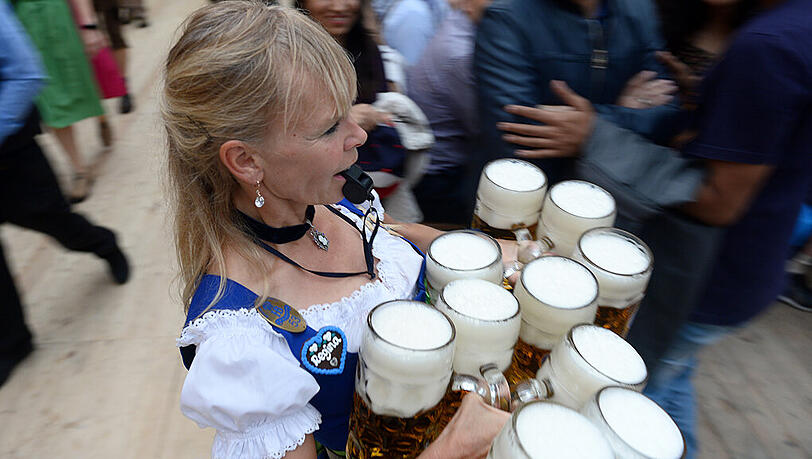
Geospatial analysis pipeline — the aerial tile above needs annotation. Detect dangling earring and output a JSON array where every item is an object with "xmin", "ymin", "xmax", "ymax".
[{"xmin": 254, "ymin": 180, "xmax": 265, "ymax": 208}]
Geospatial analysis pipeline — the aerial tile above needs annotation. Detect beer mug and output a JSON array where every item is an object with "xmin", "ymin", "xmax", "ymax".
[
  {"xmin": 435, "ymin": 279, "xmax": 521, "ymax": 376},
  {"xmin": 513, "ymin": 324, "xmax": 648, "ymax": 410},
  {"xmin": 535, "ymin": 180, "xmax": 616, "ymax": 256},
  {"xmin": 425, "ymin": 230, "xmax": 503, "ymax": 302},
  {"xmin": 582, "ymin": 387, "xmax": 685, "ymax": 459},
  {"xmin": 347, "ymin": 300, "xmax": 508, "ymax": 458},
  {"xmin": 573, "ymin": 227, "xmax": 653, "ymax": 337},
  {"xmin": 435, "ymin": 279, "xmax": 519, "ymax": 425},
  {"xmin": 471, "ymin": 159, "xmax": 548, "ymax": 240},
  {"xmin": 504, "ymin": 256, "xmax": 598, "ymax": 386},
  {"xmin": 488, "ymin": 400, "xmax": 614, "ymax": 459}
]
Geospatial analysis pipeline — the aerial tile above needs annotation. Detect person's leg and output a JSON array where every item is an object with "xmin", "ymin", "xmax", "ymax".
[
  {"xmin": 644, "ymin": 321, "xmax": 735, "ymax": 459},
  {"xmin": 51, "ymin": 125, "xmax": 92, "ymax": 203},
  {"xmin": 0, "ymin": 147, "xmax": 35, "ymax": 387},
  {"xmin": 7, "ymin": 139, "xmax": 129, "ymax": 283},
  {"xmin": 51, "ymin": 125, "xmax": 86, "ymax": 174},
  {"xmin": 0, "ymin": 239, "xmax": 35, "ymax": 388},
  {"xmin": 96, "ymin": 0, "xmax": 134, "ymax": 114}
]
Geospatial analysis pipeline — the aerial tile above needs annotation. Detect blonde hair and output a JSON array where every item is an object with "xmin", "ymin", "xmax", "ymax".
[{"xmin": 161, "ymin": 1, "xmax": 357, "ymax": 313}]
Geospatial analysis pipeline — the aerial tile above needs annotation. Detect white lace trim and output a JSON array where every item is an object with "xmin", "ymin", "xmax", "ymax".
[
  {"xmin": 178, "ymin": 308, "xmax": 274, "ymax": 347},
  {"xmin": 212, "ymin": 405, "xmax": 321, "ymax": 459}
]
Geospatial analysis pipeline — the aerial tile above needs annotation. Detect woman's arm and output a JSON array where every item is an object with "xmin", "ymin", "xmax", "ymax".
[
  {"xmin": 282, "ymin": 435, "xmax": 318, "ymax": 459},
  {"xmin": 383, "ymin": 213, "xmax": 443, "ymax": 253},
  {"xmin": 384, "ymin": 214, "xmax": 519, "ymax": 275}
]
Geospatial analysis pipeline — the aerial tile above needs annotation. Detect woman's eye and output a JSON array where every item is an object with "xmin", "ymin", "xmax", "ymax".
[{"xmin": 323, "ymin": 122, "xmax": 340, "ymax": 136}]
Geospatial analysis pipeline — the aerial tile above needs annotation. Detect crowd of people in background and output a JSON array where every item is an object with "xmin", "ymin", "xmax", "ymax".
[
  {"xmin": 0, "ymin": 0, "xmax": 149, "ymax": 386},
  {"xmin": 1, "ymin": 0, "xmax": 810, "ymax": 458}
]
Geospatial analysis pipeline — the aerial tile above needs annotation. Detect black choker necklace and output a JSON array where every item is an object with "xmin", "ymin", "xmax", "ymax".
[{"xmin": 238, "ymin": 205, "xmax": 329, "ymax": 251}]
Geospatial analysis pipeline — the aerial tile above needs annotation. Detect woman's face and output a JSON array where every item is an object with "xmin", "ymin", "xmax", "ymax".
[
  {"xmin": 303, "ymin": 0, "xmax": 361, "ymax": 40},
  {"xmin": 256, "ymin": 87, "xmax": 367, "ymax": 207}
]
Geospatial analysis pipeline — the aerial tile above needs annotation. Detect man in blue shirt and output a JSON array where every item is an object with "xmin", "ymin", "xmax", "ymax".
[
  {"xmin": 474, "ymin": 0, "xmax": 681, "ymax": 186},
  {"xmin": 0, "ymin": 2, "xmax": 131, "ymax": 388},
  {"xmin": 0, "ymin": 0, "xmax": 44, "ymax": 145},
  {"xmin": 497, "ymin": 0, "xmax": 811, "ymax": 455},
  {"xmin": 372, "ymin": 0, "xmax": 449, "ymax": 66}
]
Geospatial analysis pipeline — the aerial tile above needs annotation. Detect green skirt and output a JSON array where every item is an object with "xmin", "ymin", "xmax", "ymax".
[{"xmin": 14, "ymin": 0, "xmax": 104, "ymax": 128}]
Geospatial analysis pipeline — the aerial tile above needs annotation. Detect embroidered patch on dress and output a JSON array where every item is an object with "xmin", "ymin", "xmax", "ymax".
[
  {"xmin": 257, "ymin": 298, "xmax": 307, "ymax": 333},
  {"xmin": 301, "ymin": 326, "xmax": 347, "ymax": 375}
]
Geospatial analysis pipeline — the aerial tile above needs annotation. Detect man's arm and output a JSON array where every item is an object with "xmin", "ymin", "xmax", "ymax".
[
  {"xmin": 0, "ymin": 2, "xmax": 46, "ymax": 145},
  {"xmin": 592, "ymin": 0, "xmax": 681, "ymax": 142},
  {"xmin": 681, "ymin": 29, "xmax": 807, "ymax": 225},
  {"xmin": 682, "ymin": 161, "xmax": 774, "ymax": 226}
]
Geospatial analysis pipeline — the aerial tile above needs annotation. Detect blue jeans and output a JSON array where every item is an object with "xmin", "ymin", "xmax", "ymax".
[{"xmin": 643, "ymin": 322, "xmax": 737, "ymax": 459}]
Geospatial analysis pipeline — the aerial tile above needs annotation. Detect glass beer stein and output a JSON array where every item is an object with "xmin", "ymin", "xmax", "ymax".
[
  {"xmin": 488, "ymin": 400, "xmax": 613, "ymax": 459},
  {"xmin": 471, "ymin": 159, "xmax": 547, "ymax": 240},
  {"xmin": 425, "ymin": 230, "xmax": 503, "ymax": 303},
  {"xmin": 582, "ymin": 386, "xmax": 686, "ymax": 459},
  {"xmin": 512, "ymin": 324, "xmax": 648, "ymax": 410},
  {"xmin": 535, "ymin": 180, "xmax": 616, "ymax": 257},
  {"xmin": 347, "ymin": 300, "xmax": 508, "ymax": 459},
  {"xmin": 573, "ymin": 227, "xmax": 653, "ymax": 337},
  {"xmin": 435, "ymin": 279, "xmax": 519, "ymax": 425},
  {"xmin": 504, "ymin": 257, "xmax": 598, "ymax": 387}
]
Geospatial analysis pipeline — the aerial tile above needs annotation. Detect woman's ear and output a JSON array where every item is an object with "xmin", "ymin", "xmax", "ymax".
[{"xmin": 219, "ymin": 140, "xmax": 262, "ymax": 185}]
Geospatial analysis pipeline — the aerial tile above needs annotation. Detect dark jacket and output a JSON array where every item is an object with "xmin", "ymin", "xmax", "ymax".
[{"xmin": 474, "ymin": 0, "xmax": 680, "ymax": 183}]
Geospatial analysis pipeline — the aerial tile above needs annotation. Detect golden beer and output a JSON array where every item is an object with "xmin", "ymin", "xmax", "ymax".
[
  {"xmin": 509, "ymin": 257, "xmax": 598, "ymax": 388},
  {"xmin": 504, "ymin": 338, "xmax": 550, "ymax": 387},
  {"xmin": 595, "ymin": 302, "xmax": 641, "ymax": 337},
  {"xmin": 349, "ymin": 301, "xmax": 455, "ymax": 458},
  {"xmin": 346, "ymin": 392, "xmax": 447, "ymax": 459}
]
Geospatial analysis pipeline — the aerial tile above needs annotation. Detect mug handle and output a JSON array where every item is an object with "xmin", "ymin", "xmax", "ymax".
[
  {"xmin": 510, "ymin": 377, "xmax": 554, "ymax": 411},
  {"xmin": 451, "ymin": 363, "xmax": 512, "ymax": 412}
]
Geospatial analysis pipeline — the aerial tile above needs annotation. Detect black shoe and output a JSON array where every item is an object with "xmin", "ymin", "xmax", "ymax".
[
  {"xmin": 119, "ymin": 93, "xmax": 133, "ymax": 114},
  {"xmin": 777, "ymin": 272, "xmax": 812, "ymax": 312},
  {"xmin": 0, "ymin": 340, "xmax": 34, "ymax": 388},
  {"xmin": 101, "ymin": 247, "xmax": 130, "ymax": 284}
]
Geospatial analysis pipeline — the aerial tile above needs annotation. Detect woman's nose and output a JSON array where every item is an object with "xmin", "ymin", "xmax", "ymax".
[{"xmin": 345, "ymin": 119, "xmax": 367, "ymax": 150}]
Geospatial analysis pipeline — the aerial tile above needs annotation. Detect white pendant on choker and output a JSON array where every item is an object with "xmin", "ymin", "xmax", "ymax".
[{"xmin": 307, "ymin": 218, "xmax": 329, "ymax": 251}]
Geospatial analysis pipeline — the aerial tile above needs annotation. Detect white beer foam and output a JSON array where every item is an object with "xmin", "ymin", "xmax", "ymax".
[
  {"xmin": 430, "ymin": 232, "xmax": 498, "ymax": 270},
  {"xmin": 439, "ymin": 279, "xmax": 521, "ymax": 375},
  {"xmin": 363, "ymin": 301, "xmax": 454, "ymax": 417},
  {"xmin": 598, "ymin": 387, "xmax": 684, "ymax": 458},
  {"xmin": 580, "ymin": 231, "xmax": 649, "ymax": 275},
  {"xmin": 516, "ymin": 402, "xmax": 613, "ymax": 458},
  {"xmin": 371, "ymin": 301, "xmax": 453, "ymax": 350},
  {"xmin": 442, "ymin": 279, "xmax": 519, "ymax": 320},
  {"xmin": 485, "ymin": 159, "xmax": 546, "ymax": 192},
  {"xmin": 571, "ymin": 326, "xmax": 646, "ymax": 384},
  {"xmin": 523, "ymin": 257, "xmax": 597, "ymax": 309},
  {"xmin": 550, "ymin": 181, "xmax": 614, "ymax": 218}
]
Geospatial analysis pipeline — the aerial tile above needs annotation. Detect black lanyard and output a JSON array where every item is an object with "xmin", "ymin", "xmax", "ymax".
[{"xmin": 247, "ymin": 205, "xmax": 379, "ymax": 279}]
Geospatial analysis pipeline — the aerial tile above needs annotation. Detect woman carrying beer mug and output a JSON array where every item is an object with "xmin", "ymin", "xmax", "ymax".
[{"xmin": 167, "ymin": 3, "xmax": 510, "ymax": 458}]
